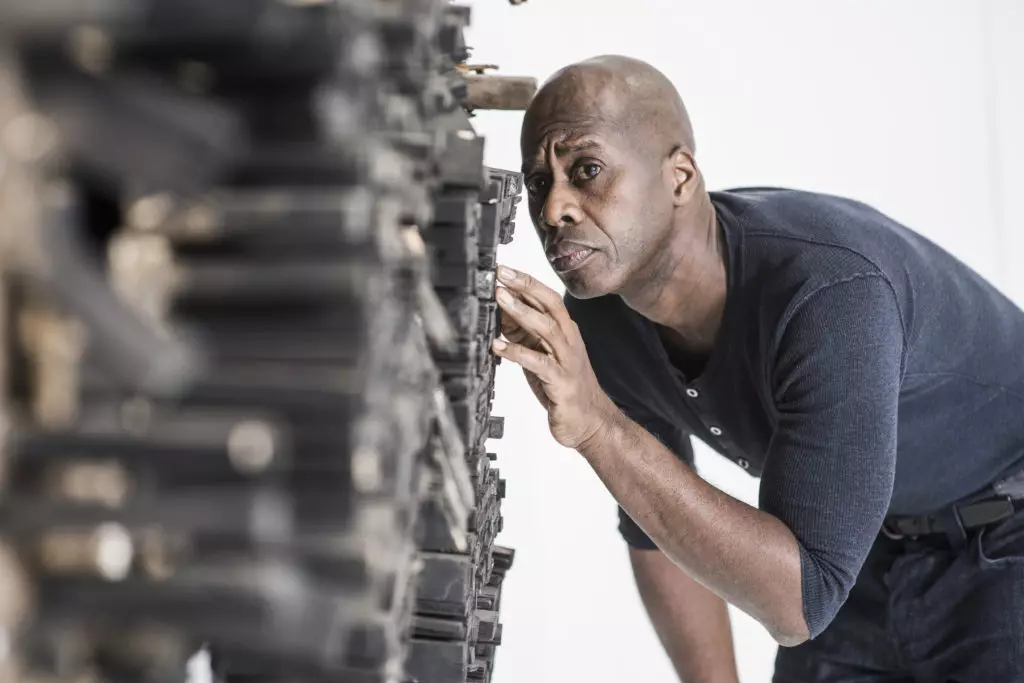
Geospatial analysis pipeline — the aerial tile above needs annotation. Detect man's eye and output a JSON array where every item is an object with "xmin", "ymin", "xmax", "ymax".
[
  {"xmin": 574, "ymin": 163, "xmax": 601, "ymax": 182},
  {"xmin": 526, "ymin": 177, "xmax": 549, "ymax": 195}
]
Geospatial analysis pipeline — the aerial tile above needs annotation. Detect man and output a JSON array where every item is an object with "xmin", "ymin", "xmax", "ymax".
[{"xmin": 490, "ymin": 54, "xmax": 1024, "ymax": 682}]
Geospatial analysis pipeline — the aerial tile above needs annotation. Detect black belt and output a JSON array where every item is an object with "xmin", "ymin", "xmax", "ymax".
[{"xmin": 882, "ymin": 495, "xmax": 1024, "ymax": 540}]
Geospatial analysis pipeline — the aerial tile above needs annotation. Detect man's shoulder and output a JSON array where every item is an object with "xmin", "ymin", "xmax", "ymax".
[
  {"xmin": 714, "ymin": 186, "xmax": 928, "ymax": 295},
  {"xmin": 713, "ymin": 186, "xmax": 901, "ymax": 247}
]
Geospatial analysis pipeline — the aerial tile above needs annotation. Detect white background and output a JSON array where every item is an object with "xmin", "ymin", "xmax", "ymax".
[{"xmin": 464, "ymin": 1, "xmax": 1024, "ymax": 682}]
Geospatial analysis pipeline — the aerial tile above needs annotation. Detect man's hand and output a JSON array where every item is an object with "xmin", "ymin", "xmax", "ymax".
[{"xmin": 491, "ymin": 265, "xmax": 619, "ymax": 449}]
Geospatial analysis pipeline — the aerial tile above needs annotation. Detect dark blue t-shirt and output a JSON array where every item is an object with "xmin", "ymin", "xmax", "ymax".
[{"xmin": 564, "ymin": 187, "xmax": 1024, "ymax": 638}]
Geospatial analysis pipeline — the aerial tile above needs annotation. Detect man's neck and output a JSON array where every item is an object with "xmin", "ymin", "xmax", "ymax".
[{"xmin": 618, "ymin": 195, "xmax": 728, "ymax": 356}]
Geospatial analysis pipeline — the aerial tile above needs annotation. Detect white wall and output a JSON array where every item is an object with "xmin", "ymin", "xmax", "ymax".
[
  {"xmin": 985, "ymin": 0, "xmax": 1024, "ymax": 304},
  {"xmin": 466, "ymin": 2, "xmax": 1024, "ymax": 682}
]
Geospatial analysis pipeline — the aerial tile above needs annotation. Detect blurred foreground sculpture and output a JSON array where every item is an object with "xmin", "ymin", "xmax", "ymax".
[{"xmin": 0, "ymin": 1, "xmax": 534, "ymax": 682}]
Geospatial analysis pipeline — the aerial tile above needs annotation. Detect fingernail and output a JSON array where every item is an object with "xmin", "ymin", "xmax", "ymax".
[
  {"xmin": 497, "ymin": 288, "xmax": 513, "ymax": 304},
  {"xmin": 493, "ymin": 338, "xmax": 507, "ymax": 351},
  {"xmin": 498, "ymin": 266, "xmax": 517, "ymax": 282}
]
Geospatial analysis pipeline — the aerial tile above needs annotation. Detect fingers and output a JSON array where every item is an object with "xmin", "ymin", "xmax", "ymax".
[
  {"xmin": 499, "ymin": 311, "xmax": 535, "ymax": 346},
  {"xmin": 497, "ymin": 265, "xmax": 573, "ymax": 328},
  {"xmin": 492, "ymin": 337, "xmax": 560, "ymax": 383},
  {"xmin": 498, "ymin": 302, "xmax": 529, "ymax": 338},
  {"xmin": 496, "ymin": 286, "xmax": 565, "ymax": 356}
]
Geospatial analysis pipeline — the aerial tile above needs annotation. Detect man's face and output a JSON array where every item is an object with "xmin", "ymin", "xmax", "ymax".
[{"xmin": 520, "ymin": 124, "xmax": 674, "ymax": 299}]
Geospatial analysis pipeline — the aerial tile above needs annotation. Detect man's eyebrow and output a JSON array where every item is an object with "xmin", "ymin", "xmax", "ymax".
[{"xmin": 521, "ymin": 138, "xmax": 605, "ymax": 173}]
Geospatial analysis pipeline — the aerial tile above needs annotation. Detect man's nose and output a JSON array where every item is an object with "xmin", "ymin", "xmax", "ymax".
[{"xmin": 540, "ymin": 181, "xmax": 584, "ymax": 230}]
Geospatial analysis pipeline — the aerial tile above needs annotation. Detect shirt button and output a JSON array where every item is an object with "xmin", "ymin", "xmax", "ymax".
[
  {"xmin": 686, "ymin": 388, "xmax": 699, "ymax": 398},
  {"xmin": 709, "ymin": 426, "xmax": 722, "ymax": 436},
  {"xmin": 737, "ymin": 458, "xmax": 750, "ymax": 470}
]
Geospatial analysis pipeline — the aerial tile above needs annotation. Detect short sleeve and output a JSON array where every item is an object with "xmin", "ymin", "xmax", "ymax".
[{"xmin": 759, "ymin": 273, "xmax": 906, "ymax": 638}]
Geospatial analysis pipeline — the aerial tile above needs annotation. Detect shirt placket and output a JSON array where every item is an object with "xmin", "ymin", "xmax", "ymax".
[{"xmin": 678, "ymin": 375, "xmax": 751, "ymax": 473}]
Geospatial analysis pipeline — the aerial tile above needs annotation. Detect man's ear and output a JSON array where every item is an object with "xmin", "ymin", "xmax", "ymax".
[{"xmin": 667, "ymin": 146, "xmax": 699, "ymax": 206}]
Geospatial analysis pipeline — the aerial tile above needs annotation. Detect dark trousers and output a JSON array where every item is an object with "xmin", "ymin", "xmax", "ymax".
[{"xmin": 773, "ymin": 507, "xmax": 1024, "ymax": 682}]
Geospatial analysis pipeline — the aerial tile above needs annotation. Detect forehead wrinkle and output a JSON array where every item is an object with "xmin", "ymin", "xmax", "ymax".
[
  {"xmin": 522, "ymin": 130, "xmax": 607, "ymax": 173},
  {"xmin": 531, "ymin": 120, "xmax": 599, "ymax": 144},
  {"xmin": 530, "ymin": 120, "xmax": 611, "ymax": 150},
  {"xmin": 554, "ymin": 140, "xmax": 604, "ymax": 158}
]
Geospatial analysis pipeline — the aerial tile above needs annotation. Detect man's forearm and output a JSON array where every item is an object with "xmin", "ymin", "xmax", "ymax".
[{"xmin": 579, "ymin": 409, "xmax": 810, "ymax": 645}]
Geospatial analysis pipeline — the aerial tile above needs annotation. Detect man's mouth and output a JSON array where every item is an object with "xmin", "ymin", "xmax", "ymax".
[{"xmin": 549, "ymin": 246, "xmax": 596, "ymax": 273}]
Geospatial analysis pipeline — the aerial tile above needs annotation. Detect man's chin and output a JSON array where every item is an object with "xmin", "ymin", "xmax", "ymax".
[{"xmin": 560, "ymin": 269, "xmax": 615, "ymax": 300}]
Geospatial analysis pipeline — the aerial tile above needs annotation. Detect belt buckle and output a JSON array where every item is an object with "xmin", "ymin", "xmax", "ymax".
[{"xmin": 957, "ymin": 496, "xmax": 1015, "ymax": 529}]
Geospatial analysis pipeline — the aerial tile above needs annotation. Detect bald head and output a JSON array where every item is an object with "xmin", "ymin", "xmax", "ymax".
[{"xmin": 522, "ymin": 55, "xmax": 695, "ymax": 160}]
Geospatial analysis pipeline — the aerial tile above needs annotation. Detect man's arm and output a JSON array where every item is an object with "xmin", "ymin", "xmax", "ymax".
[
  {"xmin": 491, "ymin": 267, "xmax": 906, "ymax": 644},
  {"xmin": 574, "ymin": 274, "xmax": 905, "ymax": 644},
  {"xmin": 580, "ymin": 411, "xmax": 810, "ymax": 644},
  {"xmin": 631, "ymin": 547, "xmax": 739, "ymax": 683},
  {"xmin": 612, "ymin": 418, "xmax": 739, "ymax": 682}
]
